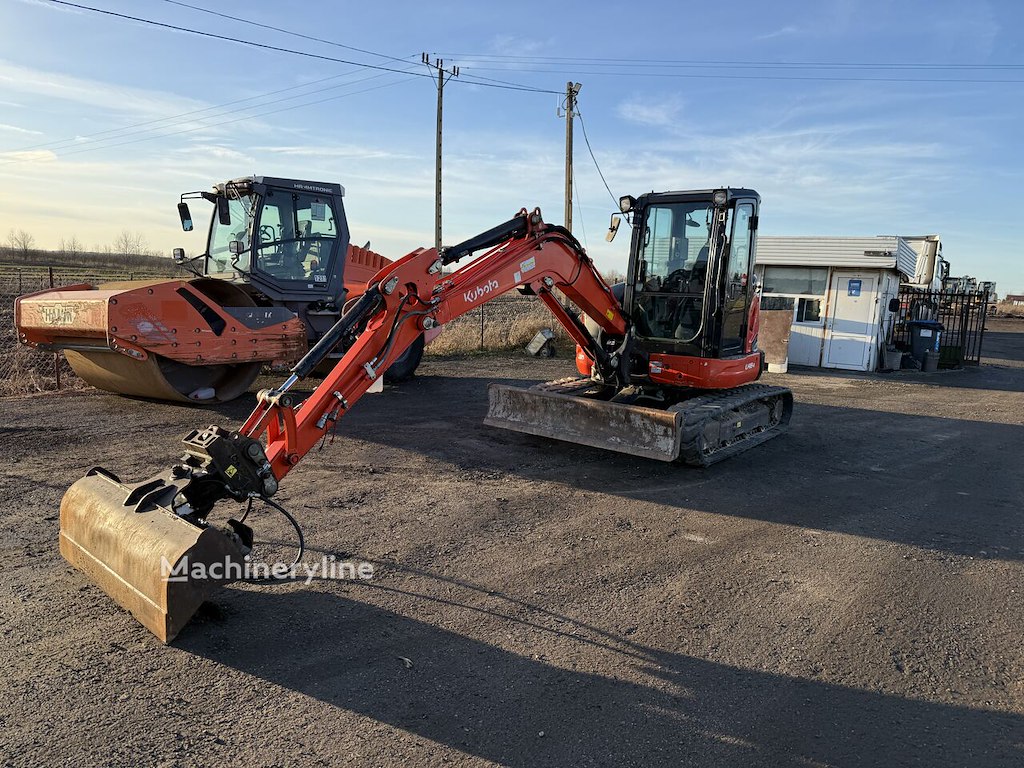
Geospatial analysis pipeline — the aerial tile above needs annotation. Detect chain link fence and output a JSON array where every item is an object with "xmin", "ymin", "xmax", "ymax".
[
  {"xmin": 425, "ymin": 294, "xmax": 573, "ymax": 356},
  {"xmin": 1, "ymin": 270, "xmax": 574, "ymax": 397},
  {"xmin": 0, "ymin": 268, "xmax": 177, "ymax": 397}
]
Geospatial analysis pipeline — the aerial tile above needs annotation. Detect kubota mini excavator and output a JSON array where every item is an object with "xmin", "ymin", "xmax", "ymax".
[
  {"xmin": 57, "ymin": 188, "xmax": 792, "ymax": 642},
  {"xmin": 15, "ymin": 176, "xmax": 424, "ymax": 402}
]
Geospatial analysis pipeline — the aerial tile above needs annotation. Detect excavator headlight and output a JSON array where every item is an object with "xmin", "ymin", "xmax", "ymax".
[
  {"xmin": 619, "ymin": 195, "xmax": 636, "ymax": 213},
  {"xmin": 713, "ymin": 189, "xmax": 728, "ymax": 206}
]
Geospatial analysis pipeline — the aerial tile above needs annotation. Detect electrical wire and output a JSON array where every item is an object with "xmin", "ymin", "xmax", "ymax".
[
  {"xmin": 44, "ymin": 1, "xmax": 561, "ymax": 94},
  {"xmin": 5, "ymin": 61, "xmax": 420, "ymax": 155},
  {"xmin": 434, "ymin": 51, "xmax": 1024, "ymax": 69},
  {"xmin": 573, "ymin": 174, "xmax": 588, "ymax": 249},
  {"xmin": 575, "ymin": 110, "xmax": 620, "ymax": 211},
  {"xmin": 436, "ymin": 51, "xmax": 1024, "ymax": 71},
  {"xmin": 160, "ymin": 0, "xmax": 413, "ymax": 65},
  {"xmin": 46, "ymin": 0, "xmax": 435, "ymax": 78},
  {"xmin": 441, "ymin": 64, "xmax": 1024, "ymax": 85},
  {"xmin": 0, "ymin": 74, "xmax": 416, "ymax": 165}
]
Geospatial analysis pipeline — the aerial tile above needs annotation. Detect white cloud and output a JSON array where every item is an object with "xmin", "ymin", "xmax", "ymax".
[
  {"xmin": 0, "ymin": 149, "xmax": 55, "ymax": 162},
  {"xmin": 252, "ymin": 144, "xmax": 413, "ymax": 161},
  {"xmin": 756, "ymin": 25, "xmax": 801, "ymax": 41},
  {"xmin": 0, "ymin": 123, "xmax": 42, "ymax": 136},
  {"xmin": 0, "ymin": 59, "xmax": 207, "ymax": 121},
  {"xmin": 616, "ymin": 96, "xmax": 684, "ymax": 128}
]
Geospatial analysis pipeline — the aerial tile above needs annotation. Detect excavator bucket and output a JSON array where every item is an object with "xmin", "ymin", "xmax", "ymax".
[
  {"xmin": 59, "ymin": 469, "xmax": 246, "ymax": 643},
  {"xmin": 485, "ymin": 379, "xmax": 793, "ymax": 466}
]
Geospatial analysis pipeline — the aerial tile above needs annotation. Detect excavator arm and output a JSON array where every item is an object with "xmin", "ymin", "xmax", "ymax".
[
  {"xmin": 244, "ymin": 208, "xmax": 627, "ymax": 482},
  {"xmin": 57, "ymin": 208, "xmax": 630, "ymax": 642}
]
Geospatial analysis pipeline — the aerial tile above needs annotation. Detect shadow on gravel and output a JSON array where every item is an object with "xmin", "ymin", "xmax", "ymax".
[
  {"xmin": 980, "ymin": 329, "xmax": 1024, "ymax": 364},
  {"xmin": 783, "ymin": 360, "xmax": 1024, "ymax": 393},
  {"xmin": 179, "ymin": 587, "xmax": 1024, "ymax": 767},
  {"xmin": 341, "ymin": 372, "xmax": 1024, "ymax": 563}
]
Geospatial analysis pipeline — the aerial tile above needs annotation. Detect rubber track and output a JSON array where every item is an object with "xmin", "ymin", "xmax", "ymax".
[{"xmin": 670, "ymin": 384, "xmax": 793, "ymax": 467}]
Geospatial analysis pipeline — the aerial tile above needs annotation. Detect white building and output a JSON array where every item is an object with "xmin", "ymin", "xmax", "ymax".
[{"xmin": 755, "ymin": 237, "xmax": 917, "ymax": 371}]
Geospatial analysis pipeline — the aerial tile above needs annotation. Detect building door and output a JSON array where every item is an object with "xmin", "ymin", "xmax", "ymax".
[
  {"xmin": 789, "ymin": 296, "xmax": 825, "ymax": 365},
  {"xmin": 824, "ymin": 272, "xmax": 878, "ymax": 370}
]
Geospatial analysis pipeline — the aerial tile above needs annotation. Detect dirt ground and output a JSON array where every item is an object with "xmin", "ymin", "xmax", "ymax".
[{"xmin": 2, "ymin": 320, "xmax": 1023, "ymax": 767}]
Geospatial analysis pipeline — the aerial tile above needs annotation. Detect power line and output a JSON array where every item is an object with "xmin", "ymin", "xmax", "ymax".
[
  {"xmin": 575, "ymin": 110, "xmax": 618, "ymax": 210},
  {"xmin": 436, "ymin": 52, "xmax": 1024, "ymax": 71},
  {"xmin": 159, "ymin": 0, "xmax": 412, "ymax": 65},
  {"xmin": 0, "ymin": 75, "xmax": 417, "ymax": 165},
  {"xmin": 454, "ymin": 65, "xmax": 1024, "ymax": 85},
  {"xmin": 47, "ymin": 0, "xmax": 435, "ymax": 78},
  {"xmin": 4, "ymin": 62, "xmax": 421, "ymax": 155},
  {"xmin": 44, "ymin": 1, "xmax": 560, "ymax": 94}
]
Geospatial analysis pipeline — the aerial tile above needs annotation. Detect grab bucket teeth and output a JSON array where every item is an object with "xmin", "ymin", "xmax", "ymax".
[{"xmin": 59, "ymin": 469, "xmax": 246, "ymax": 643}]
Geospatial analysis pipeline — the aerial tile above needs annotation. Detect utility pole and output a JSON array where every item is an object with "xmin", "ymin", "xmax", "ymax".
[
  {"xmin": 561, "ymin": 81, "xmax": 582, "ymax": 233},
  {"xmin": 423, "ymin": 53, "xmax": 459, "ymax": 252}
]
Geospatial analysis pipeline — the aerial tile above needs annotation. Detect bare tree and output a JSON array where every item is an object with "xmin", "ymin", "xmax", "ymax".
[
  {"xmin": 602, "ymin": 268, "xmax": 627, "ymax": 284},
  {"xmin": 113, "ymin": 230, "xmax": 149, "ymax": 258},
  {"xmin": 59, "ymin": 235, "xmax": 83, "ymax": 258},
  {"xmin": 6, "ymin": 228, "xmax": 35, "ymax": 257}
]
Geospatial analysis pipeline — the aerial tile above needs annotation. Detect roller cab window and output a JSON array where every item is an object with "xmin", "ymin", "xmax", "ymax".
[{"xmin": 254, "ymin": 190, "xmax": 338, "ymax": 285}]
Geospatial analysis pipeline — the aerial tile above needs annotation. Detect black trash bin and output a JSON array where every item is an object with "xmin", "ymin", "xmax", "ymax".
[{"xmin": 908, "ymin": 319, "xmax": 944, "ymax": 363}]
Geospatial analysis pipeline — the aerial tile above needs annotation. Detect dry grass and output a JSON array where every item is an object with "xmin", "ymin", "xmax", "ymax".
[
  {"xmin": 0, "ymin": 345, "xmax": 86, "ymax": 397},
  {"xmin": 995, "ymin": 301, "xmax": 1024, "ymax": 318},
  {"xmin": 426, "ymin": 299, "xmax": 570, "ymax": 355}
]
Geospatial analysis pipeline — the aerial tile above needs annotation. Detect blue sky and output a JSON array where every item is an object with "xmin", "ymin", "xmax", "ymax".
[{"xmin": 1, "ymin": 0, "xmax": 1022, "ymax": 293}]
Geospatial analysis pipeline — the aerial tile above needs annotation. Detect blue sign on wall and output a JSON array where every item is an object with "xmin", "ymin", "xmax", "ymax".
[{"xmin": 848, "ymin": 279, "xmax": 862, "ymax": 297}]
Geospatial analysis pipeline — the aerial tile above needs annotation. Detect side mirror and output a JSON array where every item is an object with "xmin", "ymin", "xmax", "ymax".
[
  {"xmin": 177, "ymin": 203, "xmax": 193, "ymax": 232},
  {"xmin": 172, "ymin": 247, "xmax": 186, "ymax": 263},
  {"xmin": 888, "ymin": 297, "xmax": 900, "ymax": 313},
  {"xmin": 228, "ymin": 240, "xmax": 244, "ymax": 255},
  {"xmin": 217, "ymin": 197, "xmax": 231, "ymax": 226},
  {"xmin": 606, "ymin": 214, "xmax": 622, "ymax": 242}
]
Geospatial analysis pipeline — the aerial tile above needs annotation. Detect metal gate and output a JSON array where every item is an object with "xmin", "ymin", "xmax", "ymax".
[{"xmin": 893, "ymin": 288, "xmax": 989, "ymax": 367}]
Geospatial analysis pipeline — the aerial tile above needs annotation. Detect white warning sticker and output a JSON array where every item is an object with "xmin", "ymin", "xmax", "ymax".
[
  {"xmin": 520, "ymin": 256, "xmax": 536, "ymax": 273},
  {"xmin": 513, "ymin": 271, "xmax": 522, "ymax": 283}
]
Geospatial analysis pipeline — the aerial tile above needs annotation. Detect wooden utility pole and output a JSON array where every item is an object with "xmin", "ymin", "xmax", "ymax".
[
  {"xmin": 562, "ymin": 81, "xmax": 582, "ymax": 233},
  {"xmin": 423, "ymin": 53, "xmax": 459, "ymax": 252}
]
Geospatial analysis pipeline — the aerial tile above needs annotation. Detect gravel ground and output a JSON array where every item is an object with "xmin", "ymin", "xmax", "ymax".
[{"xmin": 2, "ymin": 319, "xmax": 1023, "ymax": 767}]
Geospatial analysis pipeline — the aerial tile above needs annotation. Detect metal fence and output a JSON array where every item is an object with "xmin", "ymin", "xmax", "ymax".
[
  {"xmin": 0, "ymin": 269, "xmax": 573, "ymax": 397},
  {"xmin": 0, "ymin": 268, "xmax": 178, "ymax": 397},
  {"xmin": 893, "ymin": 288, "xmax": 989, "ymax": 367}
]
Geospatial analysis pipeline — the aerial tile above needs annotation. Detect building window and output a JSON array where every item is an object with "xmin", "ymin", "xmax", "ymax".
[
  {"xmin": 763, "ymin": 266, "xmax": 828, "ymax": 296},
  {"xmin": 796, "ymin": 298, "xmax": 822, "ymax": 323},
  {"xmin": 760, "ymin": 296, "xmax": 795, "ymax": 311}
]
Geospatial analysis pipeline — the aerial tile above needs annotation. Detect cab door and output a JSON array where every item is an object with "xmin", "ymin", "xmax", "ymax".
[{"xmin": 718, "ymin": 200, "xmax": 757, "ymax": 354}]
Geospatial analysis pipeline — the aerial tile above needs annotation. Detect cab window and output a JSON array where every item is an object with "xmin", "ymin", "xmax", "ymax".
[{"xmin": 254, "ymin": 191, "xmax": 337, "ymax": 284}]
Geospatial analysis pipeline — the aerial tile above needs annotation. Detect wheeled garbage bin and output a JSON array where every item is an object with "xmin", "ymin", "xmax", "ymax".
[{"xmin": 908, "ymin": 319, "xmax": 944, "ymax": 363}]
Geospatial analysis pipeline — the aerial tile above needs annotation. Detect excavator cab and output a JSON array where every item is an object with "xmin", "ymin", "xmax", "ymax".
[{"xmin": 623, "ymin": 189, "xmax": 760, "ymax": 364}]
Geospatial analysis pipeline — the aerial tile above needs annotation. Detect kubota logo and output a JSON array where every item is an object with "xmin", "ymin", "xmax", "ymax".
[{"xmin": 464, "ymin": 279, "xmax": 499, "ymax": 304}]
